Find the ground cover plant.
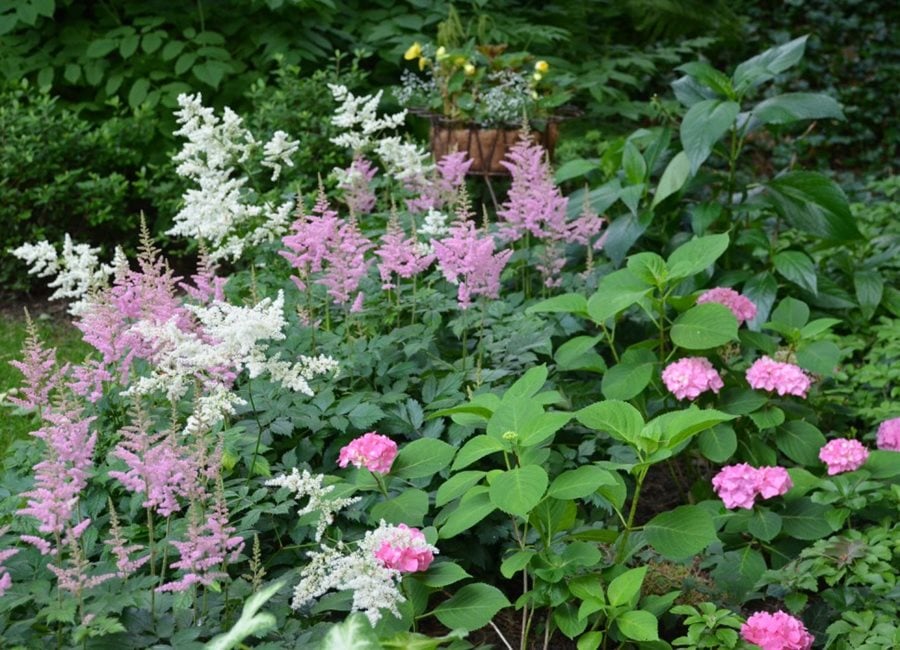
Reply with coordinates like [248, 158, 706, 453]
[0, 34, 898, 650]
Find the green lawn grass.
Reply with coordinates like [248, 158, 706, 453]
[0, 305, 90, 457]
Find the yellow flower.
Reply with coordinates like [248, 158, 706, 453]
[404, 42, 422, 61]
[436, 46, 449, 61]
[533, 72, 542, 82]
[419, 57, 429, 71]
[534, 60, 549, 74]
[464, 62, 476, 76]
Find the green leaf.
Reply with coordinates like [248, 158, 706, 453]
[711, 547, 766, 601]
[206, 579, 285, 650]
[774, 251, 818, 295]
[439, 487, 495, 538]
[628, 252, 668, 286]
[392, 438, 455, 479]
[622, 140, 647, 185]
[175, 52, 198, 75]
[651, 151, 691, 208]
[370, 489, 429, 526]
[346, 403, 385, 430]
[616, 610, 659, 642]
[193, 60, 228, 88]
[162, 40, 185, 61]
[764, 172, 860, 241]
[645, 505, 717, 560]
[601, 349, 656, 400]
[320, 613, 381, 650]
[587, 269, 651, 323]
[799, 318, 841, 339]
[516, 411, 572, 448]
[748, 92, 844, 130]
[555, 336, 606, 373]
[733, 35, 808, 92]
[749, 406, 785, 431]
[743, 271, 778, 330]
[643, 408, 736, 448]
[489, 466, 548, 517]
[796, 340, 841, 376]
[416, 562, 471, 588]
[577, 631, 603, 650]
[119, 33, 140, 58]
[720, 388, 768, 415]
[500, 550, 535, 579]
[671, 303, 739, 349]
[666, 233, 730, 280]
[528, 293, 588, 317]
[548, 466, 617, 500]
[128, 78, 150, 108]
[576, 400, 644, 445]
[770, 297, 810, 331]
[554, 158, 597, 183]
[436, 471, 485, 507]
[86, 39, 117, 58]
[678, 61, 734, 98]
[698, 425, 737, 462]
[781, 498, 834, 540]
[503, 365, 549, 402]
[853, 270, 884, 319]
[607, 566, 647, 608]
[680, 99, 740, 174]
[776, 421, 827, 466]
[451, 435, 505, 471]
[747, 509, 782, 542]
[433, 584, 510, 631]
[142, 32, 163, 54]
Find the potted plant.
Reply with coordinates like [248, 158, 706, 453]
[395, 40, 574, 174]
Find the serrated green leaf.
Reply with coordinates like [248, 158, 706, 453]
[616, 610, 659, 642]
[548, 466, 617, 500]
[667, 233, 730, 280]
[391, 438, 455, 479]
[451, 435, 505, 471]
[680, 99, 739, 174]
[370, 489, 428, 526]
[652, 151, 691, 208]
[433, 584, 510, 631]
[576, 400, 644, 444]
[489, 466, 548, 517]
[645, 505, 717, 560]
[671, 303, 738, 349]
[607, 566, 647, 608]
[774, 251, 818, 295]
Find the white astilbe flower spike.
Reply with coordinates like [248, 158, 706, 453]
[374, 136, 432, 183]
[261, 130, 300, 181]
[12, 235, 114, 315]
[123, 290, 338, 433]
[265, 468, 360, 542]
[166, 93, 294, 261]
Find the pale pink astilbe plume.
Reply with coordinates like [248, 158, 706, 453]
[876, 417, 900, 451]
[280, 190, 342, 291]
[0, 548, 17, 596]
[18, 408, 97, 536]
[104, 501, 149, 578]
[48, 521, 117, 595]
[497, 135, 569, 243]
[698, 287, 757, 325]
[338, 432, 398, 474]
[20, 535, 52, 555]
[373, 523, 435, 573]
[318, 216, 374, 306]
[67, 360, 113, 404]
[818, 438, 869, 475]
[8, 312, 67, 412]
[108, 410, 198, 517]
[375, 214, 434, 290]
[662, 357, 724, 401]
[741, 610, 814, 650]
[405, 152, 473, 214]
[156, 491, 244, 593]
[180, 250, 227, 304]
[746, 356, 812, 398]
[338, 157, 378, 216]
[432, 208, 513, 310]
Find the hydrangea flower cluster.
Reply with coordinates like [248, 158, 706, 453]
[662, 357, 724, 400]
[818, 438, 869, 475]
[697, 287, 757, 325]
[712, 464, 792, 510]
[373, 523, 435, 573]
[338, 433, 398, 474]
[740, 610, 814, 650]
[746, 356, 812, 398]
[876, 417, 900, 451]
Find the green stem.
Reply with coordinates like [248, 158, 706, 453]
[147, 509, 156, 618]
[246, 377, 266, 485]
[616, 466, 648, 564]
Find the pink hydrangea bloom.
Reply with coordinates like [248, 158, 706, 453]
[756, 466, 793, 499]
[662, 357, 724, 400]
[338, 433, 398, 474]
[697, 287, 757, 325]
[819, 438, 869, 475]
[741, 610, 814, 650]
[876, 417, 900, 451]
[373, 524, 434, 573]
[712, 463, 760, 509]
[746, 356, 812, 398]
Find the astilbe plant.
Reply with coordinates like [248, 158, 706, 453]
[6, 311, 67, 413]
[375, 212, 434, 290]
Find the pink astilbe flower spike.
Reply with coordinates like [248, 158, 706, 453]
[876, 417, 900, 451]
[48, 525, 117, 595]
[376, 214, 434, 290]
[18, 408, 96, 536]
[104, 501, 149, 578]
[280, 189, 341, 291]
[318, 216, 374, 305]
[741, 610, 814, 650]
[338, 157, 378, 216]
[819, 438, 869, 475]
[156, 490, 244, 593]
[8, 312, 67, 412]
[746, 356, 812, 398]
[180, 250, 227, 304]
[108, 410, 198, 517]
[0, 547, 17, 596]
[406, 152, 473, 213]
[697, 287, 757, 325]
[66, 360, 113, 404]
[338, 432, 398, 474]
[662, 357, 724, 400]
